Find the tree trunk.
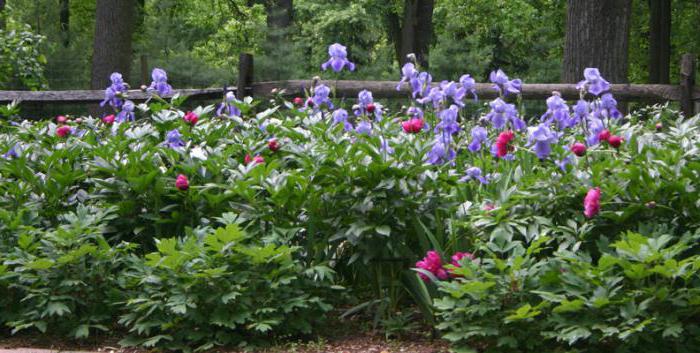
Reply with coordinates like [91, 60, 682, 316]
[562, 0, 632, 83]
[60, 0, 70, 46]
[260, 0, 293, 80]
[0, 0, 6, 30]
[90, 0, 136, 117]
[648, 0, 671, 83]
[397, 0, 434, 68]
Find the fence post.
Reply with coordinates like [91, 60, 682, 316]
[238, 53, 254, 99]
[140, 55, 149, 88]
[680, 53, 696, 117]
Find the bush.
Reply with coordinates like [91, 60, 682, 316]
[118, 224, 334, 351]
[0, 206, 133, 338]
[434, 229, 700, 353]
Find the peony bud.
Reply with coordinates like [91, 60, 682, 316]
[184, 111, 199, 125]
[655, 123, 663, 131]
[56, 115, 68, 124]
[175, 174, 189, 191]
[268, 138, 280, 152]
[608, 135, 623, 148]
[102, 114, 116, 125]
[366, 103, 376, 114]
[598, 129, 611, 143]
[56, 125, 71, 138]
[570, 142, 587, 157]
[293, 97, 304, 106]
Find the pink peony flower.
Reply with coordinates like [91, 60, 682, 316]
[495, 130, 515, 158]
[570, 142, 587, 157]
[293, 97, 304, 106]
[608, 135, 623, 148]
[175, 174, 189, 191]
[449, 252, 476, 277]
[102, 114, 115, 125]
[245, 154, 265, 165]
[183, 111, 199, 125]
[655, 123, 663, 131]
[416, 250, 448, 282]
[584, 187, 601, 218]
[56, 115, 68, 124]
[402, 118, 424, 134]
[56, 125, 71, 138]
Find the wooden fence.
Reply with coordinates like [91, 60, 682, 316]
[1, 53, 698, 117]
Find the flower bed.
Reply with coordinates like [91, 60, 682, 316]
[1, 44, 699, 352]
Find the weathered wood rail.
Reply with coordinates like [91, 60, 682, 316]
[1, 53, 698, 116]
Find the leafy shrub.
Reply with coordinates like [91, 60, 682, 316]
[0, 25, 48, 90]
[118, 224, 334, 351]
[0, 206, 134, 338]
[434, 229, 700, 353]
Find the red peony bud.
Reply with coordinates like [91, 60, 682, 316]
[608, 135, 623, 148]
[56, 125, 71, 138]
[268, 138, 280, 152]
[598, 129, 611, 143]
[570, 142, 587, 157]
[102, 114, 116, 125]
[175, 174, 189, 191]
[366, 103, 376, 114]
[184, 111, 199, 125]
[293, 97, 304, 106]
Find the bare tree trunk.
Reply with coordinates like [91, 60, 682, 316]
[562, 0, 632, 83]
[397, 0, 434, 68]
[648, 0, 671, 83]
[90, 0, 136, 115]
[60, 0, 70, 46]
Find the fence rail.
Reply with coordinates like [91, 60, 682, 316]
[1, 53, 698, 116]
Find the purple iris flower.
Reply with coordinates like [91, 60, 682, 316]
[417, 87, 445, 108]
[426, 137, 456, 165]
[397, 63, 418, 91]
[380, 137, 394, 154]
[116, 100, 135, 122]
[407, 106, 424, 119]
[541, 95, 574, 129]
[100, 72, 127, 109]
[489, 69, 522, 96]
[333, 109, 353, 131]
[148, 68, 172, 96]
[2, 143, 20, 159]
[217, 92, 242, 118]
[468, 126, 489, 152]
[572, 100, 589, 126]
[485, 98, 523, 130]
[599, 93, 622, 119]
[310, 84, 333, 109]
[527, 124, 559, 159]
[165, 129, 186, 149]
[355, 120, 372, 135]
[577, 68, 610, 96]
[411, 72, 432, 98]
[435, 105, 461, 135]
[321, 43, 355, 72]
[459, 74, 478, 101]
[441, 81, 466, 107]
[460, 167, 489, 184]
[556, 155, 574, 172]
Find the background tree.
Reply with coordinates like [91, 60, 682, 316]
[562, 0, 633, 83]
[90, 0, 136, 91]
[0, 0, 5, 29]
[384, 0, 435, 68]
[648, 0, 671, 83]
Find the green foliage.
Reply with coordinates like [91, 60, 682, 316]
[435, 229, 700, 353]
[0, 206, 133, 338]
[0, 25, 48, 90]
[118, 224, 333, 351]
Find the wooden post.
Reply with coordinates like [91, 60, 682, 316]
[140, 55, 149, 88]
[237, 53, 254, 99]
[680, 54, 697, 117]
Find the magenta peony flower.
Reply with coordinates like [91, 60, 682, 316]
[268, 138, 280, 152]
[584, 187, 601, 218]
[175, 174, 189, 191]
[416, 250, 448, 282]
[56, 125, 71, 138]
[102, 114, 115, 125]
[245, 154, 265, 165]
[402, 118, 424, 133]
[608, 135, 623, 148]
[184, 111, 199, 125]
[598, 129, 611, 143]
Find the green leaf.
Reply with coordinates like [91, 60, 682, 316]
[375, 225, 391, 236]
